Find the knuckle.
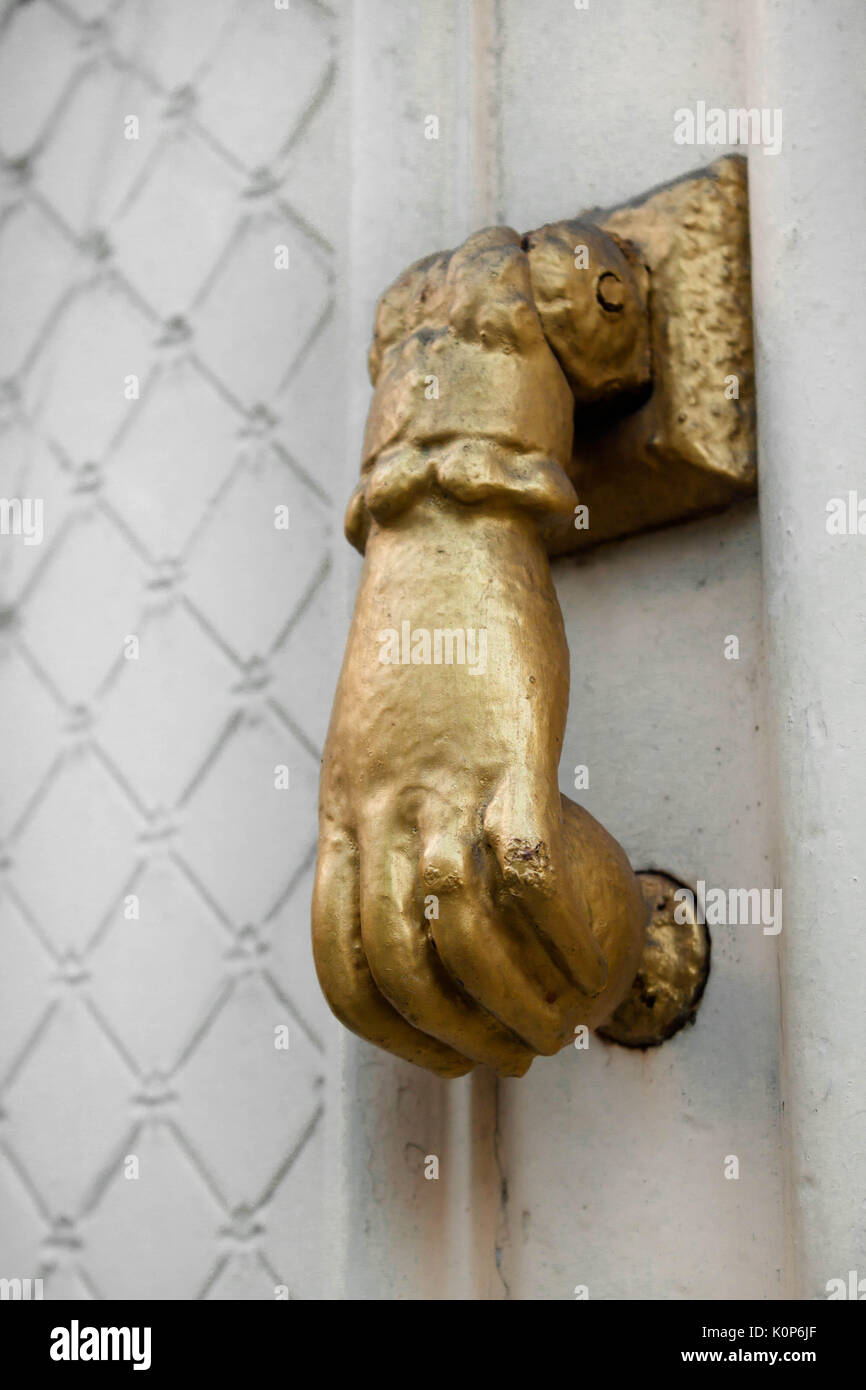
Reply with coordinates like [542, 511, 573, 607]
[499, 836, 557, 896]
[420, 839, 469, 894]
[422, 860, 465, 893]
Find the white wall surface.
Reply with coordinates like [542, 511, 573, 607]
[1, 0, 348, 1300]
[1, 0, 862, 1302]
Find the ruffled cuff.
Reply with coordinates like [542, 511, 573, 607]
[344, 437, 578, 553]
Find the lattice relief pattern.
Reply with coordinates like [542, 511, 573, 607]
[0, 0, 344, 1299]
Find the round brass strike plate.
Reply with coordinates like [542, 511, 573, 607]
[597, 870, 710, 1049]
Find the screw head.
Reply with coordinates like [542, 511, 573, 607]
[596, 271, 625, 311]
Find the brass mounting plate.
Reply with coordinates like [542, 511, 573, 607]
[545, 155, 756, 557]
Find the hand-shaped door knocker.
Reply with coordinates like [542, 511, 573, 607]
[312, 158, 754, 1076]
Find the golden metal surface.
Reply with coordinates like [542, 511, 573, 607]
[546, 154, 756, 554]
[313, 160, 748, 1075]
[597, 872, 711, 1048]
[313, 499, 648, 1078]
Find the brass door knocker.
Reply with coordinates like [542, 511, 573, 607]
[313, 157, 754, 1077]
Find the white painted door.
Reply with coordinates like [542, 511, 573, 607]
[330, 0, 866, 1302]
[1, 0, 863, 1304]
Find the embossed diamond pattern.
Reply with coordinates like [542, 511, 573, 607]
[0, 0, 341, 1300]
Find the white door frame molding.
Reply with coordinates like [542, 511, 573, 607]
[746, 0, 866, 1301]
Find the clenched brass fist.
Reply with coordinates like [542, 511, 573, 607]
[313, 224, 651, 1076]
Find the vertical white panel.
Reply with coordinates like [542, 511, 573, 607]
[744, 0, 866, 1299]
